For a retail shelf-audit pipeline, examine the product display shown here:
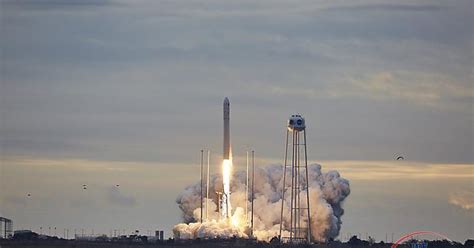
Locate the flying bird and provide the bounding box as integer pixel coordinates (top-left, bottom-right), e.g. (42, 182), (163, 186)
(396, 156), (404, 160)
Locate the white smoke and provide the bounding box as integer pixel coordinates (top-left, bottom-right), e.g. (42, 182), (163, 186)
(174, 164), (350, 242)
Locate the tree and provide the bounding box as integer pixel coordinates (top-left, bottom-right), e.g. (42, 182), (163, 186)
(464, 239), (474, 248)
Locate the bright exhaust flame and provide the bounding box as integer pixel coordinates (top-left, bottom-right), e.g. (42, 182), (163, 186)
(231, 213), (240, 227)
(222, 159), (232, 219)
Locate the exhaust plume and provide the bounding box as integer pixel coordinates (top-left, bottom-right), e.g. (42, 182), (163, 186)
(174, 164), (350, 242)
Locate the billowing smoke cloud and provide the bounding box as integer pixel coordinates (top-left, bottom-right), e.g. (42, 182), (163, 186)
(174, 164), (350, 242)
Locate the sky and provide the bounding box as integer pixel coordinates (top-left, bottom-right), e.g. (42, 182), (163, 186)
(1, 0), (473, 242)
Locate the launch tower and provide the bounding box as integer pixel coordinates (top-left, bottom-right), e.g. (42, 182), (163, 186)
(279, 114), (312, 244)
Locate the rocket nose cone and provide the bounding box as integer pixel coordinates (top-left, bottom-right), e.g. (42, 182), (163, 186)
(224, 97), (229, 103)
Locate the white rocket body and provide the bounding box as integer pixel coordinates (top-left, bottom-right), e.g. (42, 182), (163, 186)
(223, 97), (230, 160)
(222, 97), (231, 219)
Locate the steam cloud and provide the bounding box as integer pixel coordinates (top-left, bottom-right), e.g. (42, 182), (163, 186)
(174, 164), (350, 242)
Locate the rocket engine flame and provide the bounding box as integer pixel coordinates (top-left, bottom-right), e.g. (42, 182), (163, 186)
(222, 159), (232, 219)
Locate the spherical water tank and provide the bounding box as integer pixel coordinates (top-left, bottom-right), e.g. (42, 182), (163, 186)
(287, 114), (305, 131)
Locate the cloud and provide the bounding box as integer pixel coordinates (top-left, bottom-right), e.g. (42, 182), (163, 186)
(116, 1), (450, 19)
(245, 156), (474, 181)
(349, 72), (473, 107)
(350, 72), (442, 105)
(107, 186), (137, 207)
(265, 71), (473, 110)
(1, 0), (114, 9)
(323, 160), (474, 180)
(326, 3), (445, 12)
(449, 190), (474, 210)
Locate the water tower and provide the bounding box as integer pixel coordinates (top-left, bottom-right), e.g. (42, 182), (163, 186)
(279, 114), (312, 244)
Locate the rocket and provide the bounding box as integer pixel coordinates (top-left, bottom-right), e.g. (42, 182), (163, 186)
(223, 97), (230, 160)
(222, 97), (232, 219)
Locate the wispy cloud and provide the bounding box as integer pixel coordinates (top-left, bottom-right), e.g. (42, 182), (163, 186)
(107, 186), (137, 207)
(1, 0), (115, 9)
(265, 71), (473, 110)
(0, 155), (200, 194)
(239, 155), (474, 181)
(349, 72), (473, 107)
(116, 1), (448, 19)
(321, 160), (474, 180)
(449, 190), (474, 210)
(2, 156), (135, 172)
(326, 3), (445, 12)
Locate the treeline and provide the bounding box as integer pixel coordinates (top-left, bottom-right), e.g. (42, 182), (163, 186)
(1, 232), (472, 248)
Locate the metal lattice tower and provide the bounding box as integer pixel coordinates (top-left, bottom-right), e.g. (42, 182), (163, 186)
(279, 114), (312, 244)
(0, 217), (13, 239)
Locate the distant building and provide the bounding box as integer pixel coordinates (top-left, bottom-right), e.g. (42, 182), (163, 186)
(411, 241), (428, 248)
(155, 230), (164, 241)
(0, 217), (13, 239)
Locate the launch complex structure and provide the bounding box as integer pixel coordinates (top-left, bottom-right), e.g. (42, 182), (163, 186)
(198, 98), (312, 244)
(199, 97), (255, 228)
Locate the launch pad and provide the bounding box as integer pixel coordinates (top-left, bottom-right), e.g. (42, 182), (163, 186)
(189, 100), (319, 243)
